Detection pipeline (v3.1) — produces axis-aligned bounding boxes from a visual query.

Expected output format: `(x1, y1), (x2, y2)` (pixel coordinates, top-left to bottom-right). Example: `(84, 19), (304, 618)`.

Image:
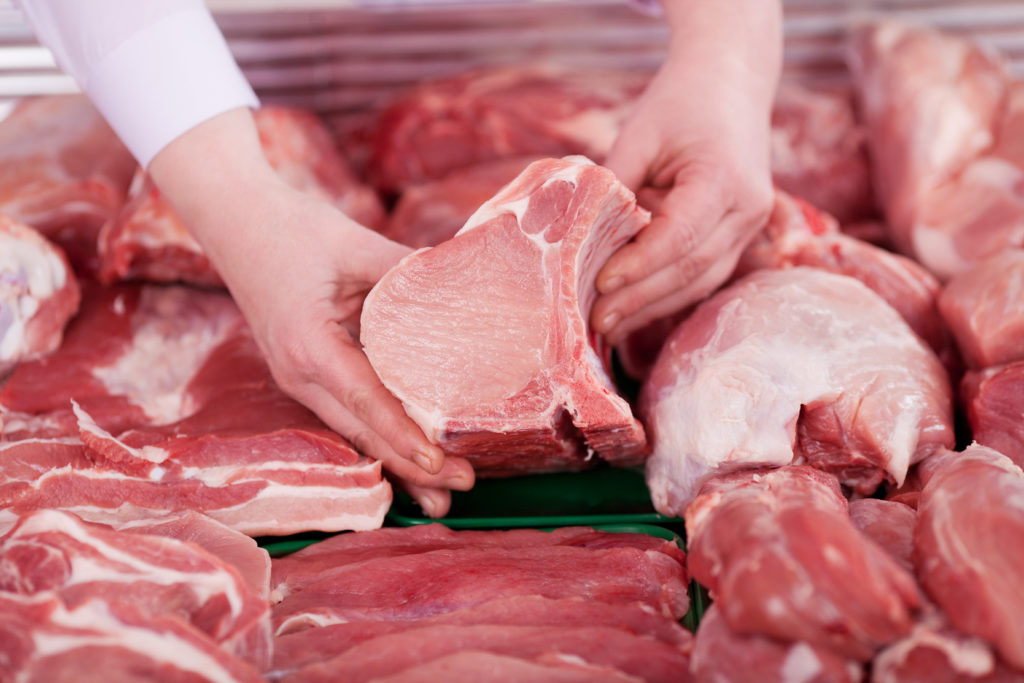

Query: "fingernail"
(601, 311), (621, 331)
(445, 472), (470, 489)
(412, 449), (440, 474)
(417, 489), (444, 517)
(602, 276), (624, 292)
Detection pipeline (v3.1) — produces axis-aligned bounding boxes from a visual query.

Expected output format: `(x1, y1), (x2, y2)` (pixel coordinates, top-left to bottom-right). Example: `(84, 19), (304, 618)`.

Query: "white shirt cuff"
(84, 6), (260, 168)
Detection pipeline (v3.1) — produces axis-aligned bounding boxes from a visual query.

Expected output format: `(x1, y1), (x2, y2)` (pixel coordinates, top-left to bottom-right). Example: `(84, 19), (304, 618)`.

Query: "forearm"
(660, 0), (782, 107)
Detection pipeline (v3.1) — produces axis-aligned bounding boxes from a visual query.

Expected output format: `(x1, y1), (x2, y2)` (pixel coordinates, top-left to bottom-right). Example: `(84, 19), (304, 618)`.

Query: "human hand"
(591, 0), (782, 347)
(150, 109), (475, 518)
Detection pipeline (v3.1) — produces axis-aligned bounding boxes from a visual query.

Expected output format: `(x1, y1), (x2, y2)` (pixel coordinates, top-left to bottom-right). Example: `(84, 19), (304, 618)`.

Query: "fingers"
(595, 175), (728, 297)
(602, 123), (652, 192)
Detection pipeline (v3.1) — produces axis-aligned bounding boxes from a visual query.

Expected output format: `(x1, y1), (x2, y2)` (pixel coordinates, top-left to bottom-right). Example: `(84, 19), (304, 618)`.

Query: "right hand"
(150, 108), (475, 518)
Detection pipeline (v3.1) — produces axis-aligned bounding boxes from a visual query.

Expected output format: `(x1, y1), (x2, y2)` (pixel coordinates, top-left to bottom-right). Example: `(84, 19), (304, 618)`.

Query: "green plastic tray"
(386, 466), (684, 529)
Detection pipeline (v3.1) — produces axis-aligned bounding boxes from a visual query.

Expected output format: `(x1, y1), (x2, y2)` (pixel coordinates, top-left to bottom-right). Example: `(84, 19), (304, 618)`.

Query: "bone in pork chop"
(361, 156), (650, 476)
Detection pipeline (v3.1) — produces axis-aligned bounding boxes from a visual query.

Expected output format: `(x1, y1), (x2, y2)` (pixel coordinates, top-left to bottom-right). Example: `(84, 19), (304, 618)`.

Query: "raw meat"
(872, 611), (1022, 683)
(641, 267), (954, 513)
(848, 498), (916, 575)
(0, 284), (391, 536)
(277, 622), (690, 683)
(366, 67), (646, 193)
(938, 249), (1024, 369)
(352, 651), (642, 683)
(382, 156), (540, 248)
(849, 22), (1024, 280)
(736, 190), (958, 372)
(0, 509), (272, 669)
(269, 595), (692, 677)
(690, 605), (863, 683)
(98, 106), (385, 286)
(0, 95), (136, 272)
(270, 523), (683, 600)
(0, 216), (80, 375)
(961, 362), (1024, 469)
(770, 82), (875, 224)
(271, 528), (689, 635)
(685, 466), (921, 660)
(0, 592), (264, 683)
(361, 156), (650, 476)
(914, 445), (1024, 669)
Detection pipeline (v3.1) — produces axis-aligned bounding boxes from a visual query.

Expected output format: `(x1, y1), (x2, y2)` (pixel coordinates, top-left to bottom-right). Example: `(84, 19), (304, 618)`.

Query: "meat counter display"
(2, 1), (1024, 680)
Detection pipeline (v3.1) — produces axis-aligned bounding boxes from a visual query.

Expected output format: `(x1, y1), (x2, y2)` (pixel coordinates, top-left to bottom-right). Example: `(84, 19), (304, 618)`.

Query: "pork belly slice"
(358, 651), (643, 683)
(361, 156), (650, 476)
(269, 595), (692, 678)
(271, 523), (682, 600)
(271, 528), (688, 636)
(0, 215), (80, 375)
(641, 267), (953, 513)
(938, 249), (1024, 369)
(98, 106), (385, 287)
(961, 362), (1024, 469)
(0, 509), (271, 669)
(685, 466), (921, 661)
(849, 22), (1024, 280)
(690, 605), (863, 683)
(914, 445), (1024, 670)
(0, 95), (136, 272)
(0, 592), (265, 683)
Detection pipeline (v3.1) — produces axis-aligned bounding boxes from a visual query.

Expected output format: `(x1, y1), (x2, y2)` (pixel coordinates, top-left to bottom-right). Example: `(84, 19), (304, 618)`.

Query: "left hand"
(591, 1), (781, 347)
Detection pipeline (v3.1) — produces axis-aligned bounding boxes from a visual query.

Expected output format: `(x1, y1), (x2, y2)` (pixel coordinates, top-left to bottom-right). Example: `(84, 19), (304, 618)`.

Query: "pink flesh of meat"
(685, 466), (921, 661)
(362, 156), (650, 476)
(642, 267), (953, 514)
(914, 445), (1024, 670)
(848, 498), (917, 575)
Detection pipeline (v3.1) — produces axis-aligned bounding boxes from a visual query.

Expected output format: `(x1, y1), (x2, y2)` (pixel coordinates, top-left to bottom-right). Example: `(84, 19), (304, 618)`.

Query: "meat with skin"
(0, 284), (391, 536)
(382, 156), (540, 248)
(938, 249), (1024, 369)
(0, 592), (265, 683)
(271, 531), (689, 635)
(367, 67), (646, 193)
(0, 216), (80, 375)
(849, 22), (1024, 280)
(736, 190), (958, 372)
(690, 605), (863, 683)
(358, 651), (643, 683)
(848, 498), (917, 575)
(98, 106), (385, 287)
(641, 267), (954, 514)
(914, 445), (1024, 669)
(361, 156), (650, 476)
(872, 610), (1023, 683)
(770, 82), (875, 224)
(269, 595), (692, 678)
(0, 509), (272, 669)
(685, 466), (921, 660)
(0, 95), (136, 273)
(961, 363), (1024, 469)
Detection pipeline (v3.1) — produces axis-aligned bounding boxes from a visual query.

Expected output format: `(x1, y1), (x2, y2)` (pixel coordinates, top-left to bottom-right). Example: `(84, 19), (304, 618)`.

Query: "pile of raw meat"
(2, 15), (1024, 682)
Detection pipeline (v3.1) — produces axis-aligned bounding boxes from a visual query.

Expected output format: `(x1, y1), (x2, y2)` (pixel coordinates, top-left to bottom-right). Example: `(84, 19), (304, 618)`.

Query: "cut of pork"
(938, 249), (1024, 369)
(0, 284), (391, 535)
(961, 362), (1024, 469)
(770, 82), (875, 224)
(848, 498), (917, 575)
(366, 67), (646, 193)
(685, 466), (921, 661)
(689, 605), (863, 683)
(849, 22), (1024, 280)
(361, 156), (650, 476)
(736, 189), (959, 374)
(0, 216), (80, 375)
(641, 267), (954, 514)
(914, 445), (1024, 670)
(0, 95), (136, 272)
(98, 106), (385, 287)
(0, 509), (272, 669)
(382, 156), (540, 248)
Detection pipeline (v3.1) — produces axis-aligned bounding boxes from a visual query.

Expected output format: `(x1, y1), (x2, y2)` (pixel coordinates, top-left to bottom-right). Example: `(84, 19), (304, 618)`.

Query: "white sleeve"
(16, 0), (260, 167)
